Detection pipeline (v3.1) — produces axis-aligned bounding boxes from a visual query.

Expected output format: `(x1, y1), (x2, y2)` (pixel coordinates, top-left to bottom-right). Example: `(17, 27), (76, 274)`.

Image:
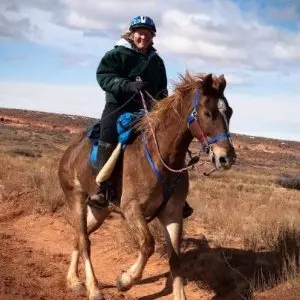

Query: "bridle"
(187, 90), (231, 153)
(140, 89), (231, 173)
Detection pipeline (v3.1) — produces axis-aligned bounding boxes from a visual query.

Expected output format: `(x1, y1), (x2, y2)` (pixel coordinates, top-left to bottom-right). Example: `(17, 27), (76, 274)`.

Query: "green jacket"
(96, 39), (168, 105)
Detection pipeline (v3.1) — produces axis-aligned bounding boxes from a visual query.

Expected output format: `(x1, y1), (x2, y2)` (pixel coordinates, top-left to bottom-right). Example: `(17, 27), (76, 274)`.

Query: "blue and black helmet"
(129, 16), (156, 33)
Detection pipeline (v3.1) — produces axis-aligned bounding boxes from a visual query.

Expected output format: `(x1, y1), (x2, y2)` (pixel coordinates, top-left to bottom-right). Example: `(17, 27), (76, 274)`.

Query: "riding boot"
(88, 141), (114, 209)
(183, 201), (193, 219)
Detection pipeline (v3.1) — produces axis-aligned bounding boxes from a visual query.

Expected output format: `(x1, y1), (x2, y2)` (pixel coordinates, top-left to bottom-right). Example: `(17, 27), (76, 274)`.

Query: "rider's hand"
(124, 81), (149, 94)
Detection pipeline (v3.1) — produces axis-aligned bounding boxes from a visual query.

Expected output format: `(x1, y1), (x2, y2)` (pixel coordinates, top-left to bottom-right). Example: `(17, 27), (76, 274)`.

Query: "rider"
(89, 15), (193, 218)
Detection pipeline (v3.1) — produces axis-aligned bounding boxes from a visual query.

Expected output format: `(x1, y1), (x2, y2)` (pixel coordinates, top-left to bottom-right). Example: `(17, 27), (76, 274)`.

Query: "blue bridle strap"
(142, 132), (183, 203)
(207, 132), (231, 145)
(142, 132), (164, 186)
(187, 90), (230, 146)
(187, 90), (200, 125)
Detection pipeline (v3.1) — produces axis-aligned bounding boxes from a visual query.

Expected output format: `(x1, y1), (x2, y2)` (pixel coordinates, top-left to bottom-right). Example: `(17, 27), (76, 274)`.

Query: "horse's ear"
(218, 74), (226, 93)
(202, 73), (213, 94)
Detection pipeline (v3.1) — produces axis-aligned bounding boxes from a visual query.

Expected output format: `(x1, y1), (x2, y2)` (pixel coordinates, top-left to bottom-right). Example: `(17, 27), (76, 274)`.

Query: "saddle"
(86, 111), (144, 183)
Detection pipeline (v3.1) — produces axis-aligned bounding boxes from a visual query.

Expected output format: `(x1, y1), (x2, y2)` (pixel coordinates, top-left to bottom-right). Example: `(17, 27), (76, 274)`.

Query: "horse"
(58, 73), (236, 300)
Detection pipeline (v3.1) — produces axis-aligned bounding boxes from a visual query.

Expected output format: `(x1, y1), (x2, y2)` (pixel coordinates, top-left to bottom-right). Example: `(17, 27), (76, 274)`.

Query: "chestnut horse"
(58, 73), (236, 300)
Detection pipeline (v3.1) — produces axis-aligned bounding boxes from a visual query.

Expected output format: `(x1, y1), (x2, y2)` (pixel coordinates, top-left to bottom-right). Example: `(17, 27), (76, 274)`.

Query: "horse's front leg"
(116, 199), (155, 291)
(158, 196), (187, 300)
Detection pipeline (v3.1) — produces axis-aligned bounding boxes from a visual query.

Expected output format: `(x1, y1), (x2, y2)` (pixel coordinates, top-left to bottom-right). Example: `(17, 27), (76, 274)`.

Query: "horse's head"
(186, 73), (236, 170)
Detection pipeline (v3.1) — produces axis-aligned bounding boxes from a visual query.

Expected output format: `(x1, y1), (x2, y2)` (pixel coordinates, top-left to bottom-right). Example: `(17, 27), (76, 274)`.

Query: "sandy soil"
(0, 201), (217, 300)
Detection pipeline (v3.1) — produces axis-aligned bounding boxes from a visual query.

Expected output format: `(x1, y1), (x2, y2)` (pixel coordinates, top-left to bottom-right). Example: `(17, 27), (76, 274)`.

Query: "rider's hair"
(121, 30), (155, 49)
(121, 30), (134, 42)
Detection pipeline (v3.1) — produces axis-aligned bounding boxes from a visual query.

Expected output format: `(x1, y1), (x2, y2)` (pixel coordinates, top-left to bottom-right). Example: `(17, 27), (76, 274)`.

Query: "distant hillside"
(0, 107), (95, 132)
(1, 107), (300, 146)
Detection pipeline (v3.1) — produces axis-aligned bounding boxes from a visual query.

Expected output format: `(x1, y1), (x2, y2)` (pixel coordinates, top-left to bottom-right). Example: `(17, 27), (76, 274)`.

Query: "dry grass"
(1, 109), (300, 299)
(184, 138), (300, 296)
(0, 124), (67, 214)
(0, 154), (65, 214)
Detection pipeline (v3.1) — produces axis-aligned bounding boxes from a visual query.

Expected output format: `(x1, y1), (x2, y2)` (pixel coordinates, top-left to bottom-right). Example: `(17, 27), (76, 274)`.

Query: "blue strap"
(89, 142), (99, 164)
(142, 133), (164, 186)
(142, 132), (181, 200)
(193, 90), (200, 108)
(187, 90), (230, 146)
(207, 132), (230, 145)
(187, 113), (196, 125)
(187, 90), (200, 124)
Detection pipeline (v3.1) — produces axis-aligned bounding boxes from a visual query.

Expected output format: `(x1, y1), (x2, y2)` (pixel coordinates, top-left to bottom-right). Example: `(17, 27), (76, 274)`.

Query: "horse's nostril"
(219, 156), (229, 166)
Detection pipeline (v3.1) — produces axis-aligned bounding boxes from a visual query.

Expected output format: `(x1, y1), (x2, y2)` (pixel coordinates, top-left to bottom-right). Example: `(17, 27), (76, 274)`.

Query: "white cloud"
(59, 53), (93, 68)
(0, 81), (105, 118)
(224, 74), (249, 85)
(230, 93), (300, 123)
(62, 9), (110, 31)
(228, 91), (300, 141)
(0, 8), (32, 38)
(2, 0), (300, 69)
(273, 41), (300, 61)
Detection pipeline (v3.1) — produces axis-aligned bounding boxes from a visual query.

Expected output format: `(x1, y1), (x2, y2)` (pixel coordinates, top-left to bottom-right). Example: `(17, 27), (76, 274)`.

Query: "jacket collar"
(115, 38), (157, 57)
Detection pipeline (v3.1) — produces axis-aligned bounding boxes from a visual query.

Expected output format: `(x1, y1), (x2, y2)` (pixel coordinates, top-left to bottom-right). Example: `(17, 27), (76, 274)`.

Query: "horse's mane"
(137, 72), (205, 131)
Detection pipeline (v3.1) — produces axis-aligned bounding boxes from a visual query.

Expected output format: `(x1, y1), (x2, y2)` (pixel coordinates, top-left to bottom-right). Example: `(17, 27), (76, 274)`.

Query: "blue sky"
(1, 0), (300, 141)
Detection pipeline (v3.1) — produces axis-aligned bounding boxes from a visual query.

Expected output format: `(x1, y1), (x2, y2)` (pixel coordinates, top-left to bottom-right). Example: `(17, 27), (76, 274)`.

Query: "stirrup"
(87, 194), (107, 209)
(87, 184), (113, 209)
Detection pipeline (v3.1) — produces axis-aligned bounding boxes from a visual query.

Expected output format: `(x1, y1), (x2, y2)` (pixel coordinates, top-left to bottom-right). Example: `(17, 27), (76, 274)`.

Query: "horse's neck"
(149, 111), (193, 169)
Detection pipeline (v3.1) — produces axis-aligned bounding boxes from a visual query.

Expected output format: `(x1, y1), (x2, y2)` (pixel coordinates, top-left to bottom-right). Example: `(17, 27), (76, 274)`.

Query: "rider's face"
(132, 28), (154, 53)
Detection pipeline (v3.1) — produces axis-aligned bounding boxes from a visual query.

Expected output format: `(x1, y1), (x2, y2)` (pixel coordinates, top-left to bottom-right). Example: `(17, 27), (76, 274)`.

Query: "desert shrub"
(276, 173), (300, 190)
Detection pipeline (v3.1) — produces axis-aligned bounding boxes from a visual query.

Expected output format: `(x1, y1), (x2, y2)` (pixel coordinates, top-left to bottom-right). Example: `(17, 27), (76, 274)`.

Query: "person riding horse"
(89, 15), (194, 218)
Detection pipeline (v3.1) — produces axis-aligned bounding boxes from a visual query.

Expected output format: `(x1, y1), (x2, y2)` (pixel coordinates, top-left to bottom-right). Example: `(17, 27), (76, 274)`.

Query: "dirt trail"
(0, 201), (213, 300)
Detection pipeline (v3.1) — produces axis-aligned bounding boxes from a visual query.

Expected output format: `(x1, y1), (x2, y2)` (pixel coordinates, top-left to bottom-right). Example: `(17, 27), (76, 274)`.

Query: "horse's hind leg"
(67, 191), (108, 300)
(66, 192), (85, 294)
(116, 201), (155, 291)
(67, 236), (84, 295)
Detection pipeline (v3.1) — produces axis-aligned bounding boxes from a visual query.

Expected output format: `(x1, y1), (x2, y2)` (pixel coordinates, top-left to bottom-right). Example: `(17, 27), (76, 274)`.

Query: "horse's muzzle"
(211, 148), (236, 170)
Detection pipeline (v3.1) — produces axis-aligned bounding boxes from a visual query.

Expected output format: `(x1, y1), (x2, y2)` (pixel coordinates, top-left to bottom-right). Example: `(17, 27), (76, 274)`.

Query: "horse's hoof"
(89, 290), (104, 300)
(116, 271), (133, 292)
(68, 281), (86, 296)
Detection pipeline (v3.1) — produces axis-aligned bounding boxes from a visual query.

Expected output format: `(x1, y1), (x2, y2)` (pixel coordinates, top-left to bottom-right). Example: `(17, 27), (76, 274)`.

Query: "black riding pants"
(99, 101), (141, 145)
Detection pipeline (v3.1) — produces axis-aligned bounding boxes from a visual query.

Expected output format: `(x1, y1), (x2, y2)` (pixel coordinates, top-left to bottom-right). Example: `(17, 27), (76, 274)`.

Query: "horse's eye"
(204, 111), (212, 118)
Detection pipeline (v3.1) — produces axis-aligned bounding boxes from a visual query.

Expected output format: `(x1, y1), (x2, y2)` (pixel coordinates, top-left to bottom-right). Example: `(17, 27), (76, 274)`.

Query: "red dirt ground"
(0, 200), (218, 300)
